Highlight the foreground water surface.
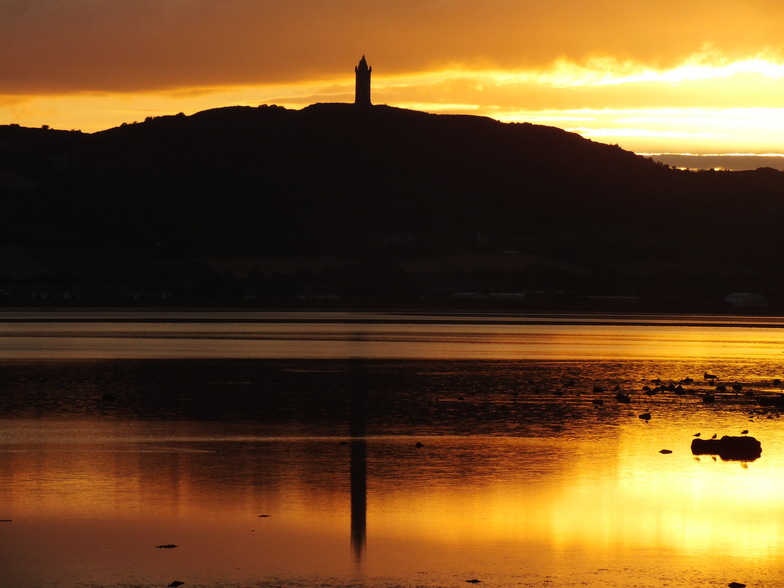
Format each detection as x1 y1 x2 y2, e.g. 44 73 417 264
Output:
2 311 784 587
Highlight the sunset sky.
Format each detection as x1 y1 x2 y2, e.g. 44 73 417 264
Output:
3 0 784 162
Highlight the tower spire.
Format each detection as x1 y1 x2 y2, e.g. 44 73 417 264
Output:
354 56 372 106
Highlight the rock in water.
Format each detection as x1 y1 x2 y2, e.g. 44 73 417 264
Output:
691 436 762 461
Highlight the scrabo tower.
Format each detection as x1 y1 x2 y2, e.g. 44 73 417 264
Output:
355 56 372 106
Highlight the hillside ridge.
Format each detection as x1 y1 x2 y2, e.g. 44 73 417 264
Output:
1 104 783 309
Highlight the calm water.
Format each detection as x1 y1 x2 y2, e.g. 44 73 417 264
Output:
2 311 784 587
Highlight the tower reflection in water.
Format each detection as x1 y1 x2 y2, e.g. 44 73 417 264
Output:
349 359 368 565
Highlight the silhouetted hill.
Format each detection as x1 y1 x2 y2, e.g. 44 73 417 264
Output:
2 104 784 309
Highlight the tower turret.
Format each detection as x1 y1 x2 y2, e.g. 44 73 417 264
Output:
355 56 372 106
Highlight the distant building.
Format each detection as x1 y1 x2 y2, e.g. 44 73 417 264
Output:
723 292 770 308
355 56 372 106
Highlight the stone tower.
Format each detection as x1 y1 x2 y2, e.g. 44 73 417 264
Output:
355 56 372 106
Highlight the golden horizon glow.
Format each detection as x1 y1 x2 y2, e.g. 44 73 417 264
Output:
4 0 784 162
4 48 784 159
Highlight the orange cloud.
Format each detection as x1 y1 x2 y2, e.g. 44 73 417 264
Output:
3 0 784 95
4 52 784 155
4 1 784 155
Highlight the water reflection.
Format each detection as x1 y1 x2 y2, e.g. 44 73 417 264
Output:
4 312 784 586
2 418 784 586
349 360 368 566
5 310 784 360
350 439 367 566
